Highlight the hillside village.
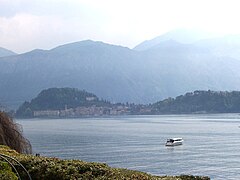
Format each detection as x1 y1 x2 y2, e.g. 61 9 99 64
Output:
16 88 151 118
15 88 240 118
27 102 151 118
33 104 131 118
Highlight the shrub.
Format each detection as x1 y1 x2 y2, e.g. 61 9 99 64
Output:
0 161 18 180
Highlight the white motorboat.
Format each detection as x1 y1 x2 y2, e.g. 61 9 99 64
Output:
165 138 183 146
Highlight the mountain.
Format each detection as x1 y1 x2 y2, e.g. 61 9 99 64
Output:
0 47 17 57
0 40 152 108
194 34 240 59
2 31 240 109
134 29 218 51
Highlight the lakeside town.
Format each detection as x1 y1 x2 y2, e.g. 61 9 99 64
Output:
33 104 152 118
4 88 240 118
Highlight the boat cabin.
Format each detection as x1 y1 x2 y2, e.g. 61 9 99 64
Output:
165 138 183 146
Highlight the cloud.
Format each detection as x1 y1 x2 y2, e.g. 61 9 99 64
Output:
0 13 64 52
1 0 240 53
0 0 119 52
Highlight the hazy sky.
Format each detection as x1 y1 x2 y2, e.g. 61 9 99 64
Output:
1 0 240 53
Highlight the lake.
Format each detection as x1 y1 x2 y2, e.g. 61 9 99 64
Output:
17 114 240 180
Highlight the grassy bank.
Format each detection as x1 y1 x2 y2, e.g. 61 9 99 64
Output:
0 146 209 180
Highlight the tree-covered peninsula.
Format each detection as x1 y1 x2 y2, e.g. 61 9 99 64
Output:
152 90 240 114
16 88 240 118
16 88 111 118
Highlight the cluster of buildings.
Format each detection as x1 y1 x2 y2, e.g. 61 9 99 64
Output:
33 105 132 118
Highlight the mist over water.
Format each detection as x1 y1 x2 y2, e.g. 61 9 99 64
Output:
18 114 240 180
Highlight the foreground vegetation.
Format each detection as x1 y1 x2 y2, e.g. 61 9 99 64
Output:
0 146 209 180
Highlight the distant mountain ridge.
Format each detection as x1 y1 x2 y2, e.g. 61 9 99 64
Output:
134 29 219 51
0 40 144 108
0 47 17 57
2 29 240 109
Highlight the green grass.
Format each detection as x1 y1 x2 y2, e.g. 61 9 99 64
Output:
0 145 209 180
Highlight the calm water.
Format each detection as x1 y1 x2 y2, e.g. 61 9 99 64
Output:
17 114 240 179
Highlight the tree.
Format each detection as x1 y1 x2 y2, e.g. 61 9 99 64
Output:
0 112 32 154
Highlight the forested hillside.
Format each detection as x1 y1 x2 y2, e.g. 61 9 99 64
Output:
16 88 110 117
152 90 240 114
